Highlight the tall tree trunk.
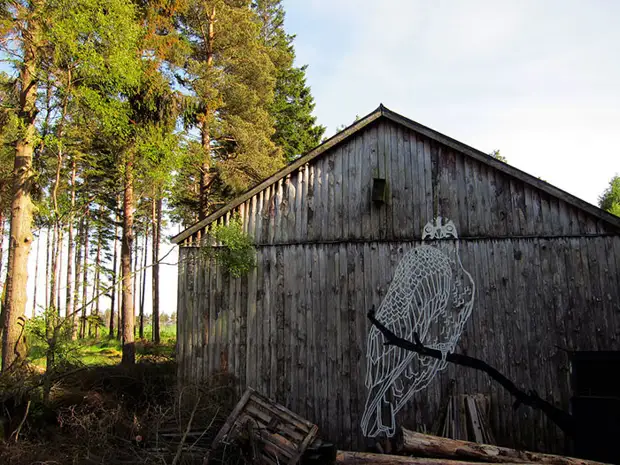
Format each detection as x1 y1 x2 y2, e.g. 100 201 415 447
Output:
198 6 216 220
139 223 148 340
2 24 39 370
0 212 5 289
56 227 63 313
152 196 161 344
65 159 76 321
81 215 89 339
49 224 58 313
45 225 51 310
117 256 122 341
109 200 119 339
32 228 40 318
72 218 82 340
93 214 102 339
132 228 138 336
121 153 135 365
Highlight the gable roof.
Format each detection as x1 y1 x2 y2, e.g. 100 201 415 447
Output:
172 104 620 244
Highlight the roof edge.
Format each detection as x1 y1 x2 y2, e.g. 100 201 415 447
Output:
171 105 386 244
172 104 620 244
380 107 620 232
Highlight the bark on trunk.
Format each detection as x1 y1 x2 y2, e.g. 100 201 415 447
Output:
72 218 82 340
198 6 216 220
1 28 38 370
0 212 4 288
65 159 76 321
139 223 148 340
45 225 51 310
109 202 119 338
152 196 161 344
132 229 138 336
49 224 58 313
55 227 63 313
31 227 40 318
80 215 89 338
400 430 605 465
93 215 102 339
121 153 135 365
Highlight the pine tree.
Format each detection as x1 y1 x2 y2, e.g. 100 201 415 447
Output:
253 0 325 162
178 0 284 220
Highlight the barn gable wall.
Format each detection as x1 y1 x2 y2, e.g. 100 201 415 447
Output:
176 114 620 454
177 235 620 453
205 118 615 246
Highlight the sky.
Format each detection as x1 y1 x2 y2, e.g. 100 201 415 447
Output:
19 0 620 317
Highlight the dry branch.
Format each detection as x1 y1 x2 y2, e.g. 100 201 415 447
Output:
367 309 574 435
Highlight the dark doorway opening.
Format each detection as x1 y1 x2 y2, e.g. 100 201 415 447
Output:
571 351 620 463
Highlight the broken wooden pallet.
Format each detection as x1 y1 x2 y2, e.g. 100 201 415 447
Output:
204 387 319 465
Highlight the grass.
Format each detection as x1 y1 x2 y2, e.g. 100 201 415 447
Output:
26 324 177 368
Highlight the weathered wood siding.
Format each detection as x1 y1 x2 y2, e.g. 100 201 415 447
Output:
184 119 616 246
177 118 620 454
178 236 620 453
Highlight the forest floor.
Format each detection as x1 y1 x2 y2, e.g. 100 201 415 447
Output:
27 324 177 367
0 324 240 465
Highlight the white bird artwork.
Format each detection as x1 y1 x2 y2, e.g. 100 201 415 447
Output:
360 217 475 438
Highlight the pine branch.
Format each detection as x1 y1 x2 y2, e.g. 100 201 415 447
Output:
366 308 575 436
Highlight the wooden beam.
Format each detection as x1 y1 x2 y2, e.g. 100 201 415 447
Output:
400 430 610 465
336 451 532 465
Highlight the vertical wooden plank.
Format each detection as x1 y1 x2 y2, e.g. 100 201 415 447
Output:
279 246 291 407
255 249 266 394
315 160 324 242
177 249 186 381
272 179 283 244
403 130 417 238
246 250 258 390
307 165 316 241
340 243 352 449
300 165 309 241
286 245 296 411
311 245 324 432
328 245 340 443
384 121 394 239
453 152 468 237
306 245 317 424
334 143 344 241
275 247 285 402
282 175 293 244
294 245 307 418
357 127 368 239
586 237 607 349
369 124 380 240
262 247 273 397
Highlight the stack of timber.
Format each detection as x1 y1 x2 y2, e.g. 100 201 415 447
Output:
334 430 611 465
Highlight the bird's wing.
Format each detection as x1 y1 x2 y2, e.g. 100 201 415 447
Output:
365 246 453 391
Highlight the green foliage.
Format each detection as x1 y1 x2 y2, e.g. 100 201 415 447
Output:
489 149 508 163
254 0 325 162
26 308 81 370
599 175 620 217
203 216 256 278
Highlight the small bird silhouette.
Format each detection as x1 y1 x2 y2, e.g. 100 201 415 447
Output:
361 217 475 438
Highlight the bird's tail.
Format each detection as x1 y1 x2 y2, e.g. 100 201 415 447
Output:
360 385 396 438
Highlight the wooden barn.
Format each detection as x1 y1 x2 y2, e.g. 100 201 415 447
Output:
171 105 620 455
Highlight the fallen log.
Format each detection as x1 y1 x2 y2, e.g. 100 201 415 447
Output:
401 429 609 465
336 451 533 465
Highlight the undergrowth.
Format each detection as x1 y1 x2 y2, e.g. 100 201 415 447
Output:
0 361 241 465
